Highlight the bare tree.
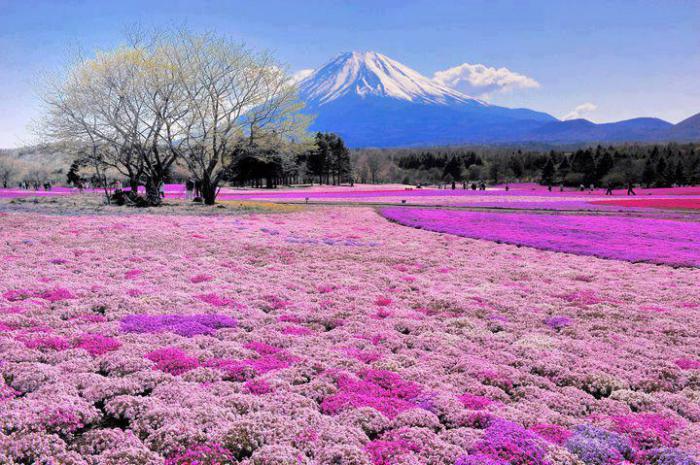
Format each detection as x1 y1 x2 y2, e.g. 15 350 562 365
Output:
40 29 308 205
0 156 23 188
167 32 310 204
40 35 188 205
23 167 51 190
367 155 381 184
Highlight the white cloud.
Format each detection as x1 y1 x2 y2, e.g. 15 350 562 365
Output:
290 68 314 84
432 63 540 99
562 102 597 120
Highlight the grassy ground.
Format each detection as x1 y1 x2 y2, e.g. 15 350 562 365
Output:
0 194 304 216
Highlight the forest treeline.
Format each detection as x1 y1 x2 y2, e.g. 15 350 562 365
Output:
352 142 700 187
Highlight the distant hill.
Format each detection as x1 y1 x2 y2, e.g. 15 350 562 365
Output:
668 112 700 141
0 143 75 173
525 117 674 144
298 51 699 147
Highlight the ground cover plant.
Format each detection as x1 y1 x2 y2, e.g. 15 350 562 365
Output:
381 207 700 267
1 205 699 464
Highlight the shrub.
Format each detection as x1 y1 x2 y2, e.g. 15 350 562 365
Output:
145 347 199 375
565 424 633 465
121 314 236 337
164 443 236 465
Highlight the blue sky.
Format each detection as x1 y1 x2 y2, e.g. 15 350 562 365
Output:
1 0 698 148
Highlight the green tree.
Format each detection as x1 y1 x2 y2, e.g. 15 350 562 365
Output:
557 157 571 184
540 157 556 186
655 157 669 187
595 151 614 183
443 156 463 181
641 157 656 188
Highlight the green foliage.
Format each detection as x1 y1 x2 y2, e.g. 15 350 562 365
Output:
350 142 699 187
305 132 352 185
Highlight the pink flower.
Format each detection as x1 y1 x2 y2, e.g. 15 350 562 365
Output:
2 289 34 301
76 334 121 356
459 393 493 410
145 347 199 375
190 274 213 283
282 325 313 336
38 287 74 302
366 439 420 465
530 423 572 445
675 358 700 370
244 379 272 395
195 293 241 308
164 443 235 465
22 335 72 351
374 297 393 306
124 269 144 279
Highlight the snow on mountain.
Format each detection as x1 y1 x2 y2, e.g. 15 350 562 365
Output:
298 51 485 106
294 51 691 147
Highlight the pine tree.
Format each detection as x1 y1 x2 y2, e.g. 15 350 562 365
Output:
443 156 463 181
557 157 571 184
655 157 668 187
595 151 614 183
540 157 556 186
66 159 85 186
641 157 656 188
570 149 596 185
673 161 686 186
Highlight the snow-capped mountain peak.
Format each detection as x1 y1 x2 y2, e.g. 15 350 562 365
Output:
299 51 485 106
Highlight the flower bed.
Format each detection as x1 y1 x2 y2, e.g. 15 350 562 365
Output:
0 207 698 464
381 207 700 267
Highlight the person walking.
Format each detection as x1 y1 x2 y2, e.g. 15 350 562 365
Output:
626 182 636 196
605 183 614 195
185 179 194 200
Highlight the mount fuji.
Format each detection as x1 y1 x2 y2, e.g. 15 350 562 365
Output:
296 51 693 147
297 51 556 147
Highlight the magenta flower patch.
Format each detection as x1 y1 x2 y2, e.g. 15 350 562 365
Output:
459 393 493 410
75 334 121 356
321 369 422 419
120 314 237 337
195 293 241 308
190 274 213 283
381 207 700 267
3 288 74 302
145 347 199 375
675 358 700 370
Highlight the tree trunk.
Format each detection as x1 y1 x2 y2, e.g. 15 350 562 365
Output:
128 179 140 201
201 179 218 205
145 178 162 206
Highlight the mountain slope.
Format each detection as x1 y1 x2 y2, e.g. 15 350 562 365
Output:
299 51 482 106
297 51 697 147
526 117 673 143
298 51 557 147
669 112 700 140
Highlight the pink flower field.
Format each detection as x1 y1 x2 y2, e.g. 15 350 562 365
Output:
1 206 700 465
381 207 700 267
4 184 700 213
